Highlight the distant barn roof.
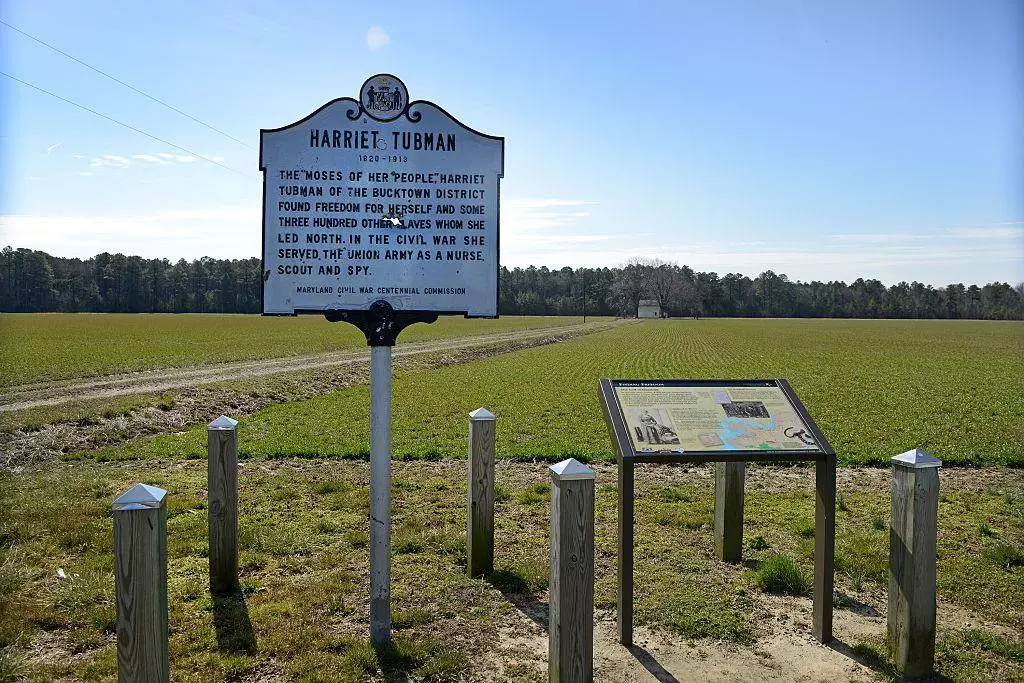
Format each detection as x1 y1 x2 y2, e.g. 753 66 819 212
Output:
638 300 659 307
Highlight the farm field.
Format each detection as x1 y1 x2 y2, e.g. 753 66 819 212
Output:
93 318 1024 467
3 317 1023 681
0 313 603 387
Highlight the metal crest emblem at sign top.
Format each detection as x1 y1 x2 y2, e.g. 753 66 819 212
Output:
358 73 409 123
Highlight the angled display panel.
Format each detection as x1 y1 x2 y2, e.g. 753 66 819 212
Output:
600 378 833 463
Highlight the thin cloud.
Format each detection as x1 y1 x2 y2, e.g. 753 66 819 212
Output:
0 206 260 260
834 225 1024 243
499 218 1024 285
832 233 930 244
71 151 211 170
501 198 595 233
947 226 1024 239
155 152 196 163
366 26 391 50
503 199 594 209
99 155 131 167
46 143 62 155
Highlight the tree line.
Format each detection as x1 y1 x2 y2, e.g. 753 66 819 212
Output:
2 247 1022 320
0 247 262 314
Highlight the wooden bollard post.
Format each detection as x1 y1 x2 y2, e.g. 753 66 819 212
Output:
549 458 595 683
113 484 169 683
714 461 745 562
467 407 496 577
208 415 239 594
889 449 942 679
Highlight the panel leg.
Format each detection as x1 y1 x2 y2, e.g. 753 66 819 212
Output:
813 456 836 643
618 459 634 646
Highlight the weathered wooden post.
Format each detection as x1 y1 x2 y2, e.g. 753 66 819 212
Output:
549 458 595 683
208 415 239 594
113 484 169 683
714 461 745 562
889 449 941 679
467 407 496 577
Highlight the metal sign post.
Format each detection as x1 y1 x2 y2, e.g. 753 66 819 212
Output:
259 74 503 647
369 344 392 644
326 302 436 646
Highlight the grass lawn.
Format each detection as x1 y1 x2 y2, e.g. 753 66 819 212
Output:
0 459 1021 681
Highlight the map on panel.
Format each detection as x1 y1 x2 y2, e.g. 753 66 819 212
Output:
612 383 820 454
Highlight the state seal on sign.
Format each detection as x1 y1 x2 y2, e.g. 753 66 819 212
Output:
359 74 408 122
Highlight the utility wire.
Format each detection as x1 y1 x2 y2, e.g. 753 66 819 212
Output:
1 71 253 178
0 19 256 151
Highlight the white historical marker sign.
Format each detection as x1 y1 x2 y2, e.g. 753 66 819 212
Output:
260 74 504 317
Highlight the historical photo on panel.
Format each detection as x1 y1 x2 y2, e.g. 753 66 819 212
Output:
720 401 770 419
628 408 680 445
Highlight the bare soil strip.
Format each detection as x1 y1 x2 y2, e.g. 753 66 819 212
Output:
0 321 623 412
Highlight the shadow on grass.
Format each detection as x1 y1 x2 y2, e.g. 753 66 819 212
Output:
833 591 881 617
827 636 953 682
372 643 415 683
627 644 681 683
213 589 257 654
485 569 549 633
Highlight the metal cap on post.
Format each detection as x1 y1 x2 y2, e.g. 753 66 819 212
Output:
208 415 239 595
892 448 942 469
549 458 596 683
889 448 942 680
468 407 497 578
208 415 238 431
113 483 168 511
550 458 595 482
113 484 169 683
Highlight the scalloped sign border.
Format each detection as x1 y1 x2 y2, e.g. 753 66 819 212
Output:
259 74 504 318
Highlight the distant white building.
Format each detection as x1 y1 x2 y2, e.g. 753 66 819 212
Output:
637 299 661 318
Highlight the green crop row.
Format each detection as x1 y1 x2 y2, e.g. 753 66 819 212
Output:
0 313 600 387
89 318 1024 467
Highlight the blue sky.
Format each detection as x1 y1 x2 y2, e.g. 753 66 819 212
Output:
1 0 1021 285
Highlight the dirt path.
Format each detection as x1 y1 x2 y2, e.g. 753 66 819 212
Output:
1 321 628 468
0 320 624 413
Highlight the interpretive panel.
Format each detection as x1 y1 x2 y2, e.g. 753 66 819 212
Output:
260 74 504 317
600 379 831 461
605 377 838 647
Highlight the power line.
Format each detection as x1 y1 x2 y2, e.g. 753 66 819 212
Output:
1 71 252 178
0 19 256 151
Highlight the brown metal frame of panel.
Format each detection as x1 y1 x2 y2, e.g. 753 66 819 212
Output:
599 378 836 646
